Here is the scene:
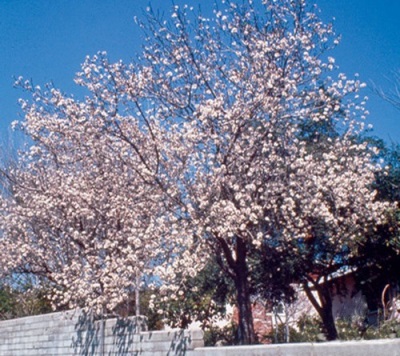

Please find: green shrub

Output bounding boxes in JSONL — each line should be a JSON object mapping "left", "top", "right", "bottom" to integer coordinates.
{"left": 265, "top": 315, "right": 400, "bottom": 343}
{"left": 265, "top": 315, "right": 325, "bottom": 343}
{"left": 335, "top": 318, "right": 400, "bottom": 340}
{"left": 203, "top": 323, "right": 238, "bottom": 346}
{"left": 0, "top": 284, "right": 53, "bottom": 320}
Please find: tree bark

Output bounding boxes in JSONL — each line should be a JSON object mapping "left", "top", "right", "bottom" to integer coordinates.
{"left": 320, "top": 301, "right": 338, "bottom": 341}
{"left": 216, "top": 234, "right": 257, "bottom": 344}
{"left": 234, "top": 237, "right": 257, "bottom": 345}
{"left": 303, "top": 282, "right": 338, "bottom": 341}
{"left": 317, "top": 284, "right": 338, "bottom": 341}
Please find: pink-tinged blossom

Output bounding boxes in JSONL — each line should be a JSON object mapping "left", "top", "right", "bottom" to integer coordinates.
{"left": 0, "top": 0, "right": 392, "bottom": 343}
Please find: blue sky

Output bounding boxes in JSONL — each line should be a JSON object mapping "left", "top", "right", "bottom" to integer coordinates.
{"left": 1, "top": 0, "right": 400, "bottom": 142}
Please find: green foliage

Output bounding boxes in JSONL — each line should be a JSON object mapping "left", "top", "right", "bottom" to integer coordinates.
{"left": 0, "top": 287, "right": 15, "bottom": 319}
{"left": 335, "top": 319, "right": 365, "bottom": 340}
{"left": 294, "top": 315, "right": 326, "bottom": 342}
{"left": 113, "top": 289, "right": 164, "bottom": 330}
{"left": 112, "top": 259, "right": 234, "bottom": 331}
{"left": 264, "top": 317, "right": 324, "bottom": 343}
{"left": 353, "top": 142, "right": 400, "bottom": 313}
{"left": 0, "top": 284, "right": 53, "bottom": 320}
{"left": 336, "top": 318, "right": 400, "bottom": 340}
{"left": 365, "top": 319, "right": 400, "bottom": 339}
{"left": 140, "top": 292, "right": 165, "bottom": 331}
{"left": 153, "top": 259, "right": 234, "bottom": 329}
{"left": 249, "top": 241, "right": 298, "bottom": 306}
{"left": 203, "top": 323, "right": 238, "bottom": 346}
{"left": 266, "top": 315, "right": 400, "bottom": 343}
{"left": 262, "top": 324, "right": 292, "bottom": 344}
{"left": 373, "top": 142, "right": 400, "bottom": 202}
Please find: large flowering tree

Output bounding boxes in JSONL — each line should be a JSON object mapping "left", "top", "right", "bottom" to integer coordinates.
{"left": 0, "top": 0, "right": 390, "bottom": 344}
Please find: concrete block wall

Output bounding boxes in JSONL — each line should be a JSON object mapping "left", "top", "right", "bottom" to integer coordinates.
{"left": 1, "top": 311, "right": 400, "bottom": 355}
{"left": 195, "top": 339, "right": 400, "bottom": 356}
{"left": 0, "top": 310, "right": 203, "bottom": 355}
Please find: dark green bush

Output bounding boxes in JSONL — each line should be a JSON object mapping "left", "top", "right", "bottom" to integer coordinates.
{"left": 265, "top": 315, "right": 400, "bottom": 343}
{"left": 203, "top": 323, "right": 238, "bottom": 346}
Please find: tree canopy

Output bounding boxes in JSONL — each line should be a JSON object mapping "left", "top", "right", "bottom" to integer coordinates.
{"left": 0, "top": 0, "right": 392, "bottom": 344}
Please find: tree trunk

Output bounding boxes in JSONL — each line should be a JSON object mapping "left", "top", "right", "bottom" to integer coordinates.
{"left": 234, "top": 237, "right": 257, "bottom": 345}
{"left": 320, "top": 302, "right": 338, "bottom": 341}
{"left": 303, "top": 282, "right": 338, "bottom": 341}
{"left": 216, "top": 234, "right": 256, "bottom": 344}
{"left": 317, "top": 284, "right": 338, "bottom": 341}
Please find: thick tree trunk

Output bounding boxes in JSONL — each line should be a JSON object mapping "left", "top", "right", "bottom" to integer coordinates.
{"left": 317, "top": 284, "right": 338, "bottom": 341}
{"left": 234, "top": 237, "right": 257, "bottom": 345}
{"left": 235, "top": 268, "right": 256, "bottom": 344}
{"left": 216, "top": 234, "right": 256, "bottom": 344}
{"left": 320, "top": 302, "right": 338, "bottom": 341}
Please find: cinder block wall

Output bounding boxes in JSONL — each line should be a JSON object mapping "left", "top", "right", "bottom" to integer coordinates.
{"left": 195, "top": 339, "right": 400, "bottom": 356}
{"left": 0, "top": 310, "right": 203, "bottom": 355}
{"left": 1, "top": 311, "right": 400, "bottom": 356}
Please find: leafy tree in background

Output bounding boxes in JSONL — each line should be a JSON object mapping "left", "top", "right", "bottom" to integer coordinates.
{"left": 0, "top": 0, "right": 391, "bottom": 344}
{"left": 353, "top": 142, "right": 400, "bottom": 320}
{"left": 0, "top": 281, "right": 53, "bottom": 320}
{"left": 0, "top": 286, "right": 15, "bottom": 320}
{"left": 367, "top": 70, "right": 400, "bottom": 318}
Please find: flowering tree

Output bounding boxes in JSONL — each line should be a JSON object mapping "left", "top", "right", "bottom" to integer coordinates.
{"left": 0, "top": 0, "right": 391, "bottom": 344}
{"left": 0, "top": 84, "right": 196, "bottom": 314}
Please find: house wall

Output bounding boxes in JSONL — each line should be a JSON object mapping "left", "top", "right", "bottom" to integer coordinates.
{"left": 331, "top": 274, "right": 367, "bottom": 321}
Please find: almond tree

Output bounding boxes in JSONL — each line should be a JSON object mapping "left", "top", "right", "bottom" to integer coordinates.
{"left": 0, "top": 0, "right": 390, "bottom": 344}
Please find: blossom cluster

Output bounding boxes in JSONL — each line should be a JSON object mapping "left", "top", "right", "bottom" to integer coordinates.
{"left": 0, "top": 0, "right": 391, "bottom": 315}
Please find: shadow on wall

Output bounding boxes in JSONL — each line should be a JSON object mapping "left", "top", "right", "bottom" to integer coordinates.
{"left": 71, "top": 312, "right": 194, "bottom": 355}
{"left": 72, "top": 312, "right": 148, "bottom": 355}
{"left": 113, "top": 316, "right": 151, "bottom": 354}
{"left": 167, "top": 329, "right": 192, "bottom": 356}
{"left": 72, "top": 312, "right": 99, "bottom": 355}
